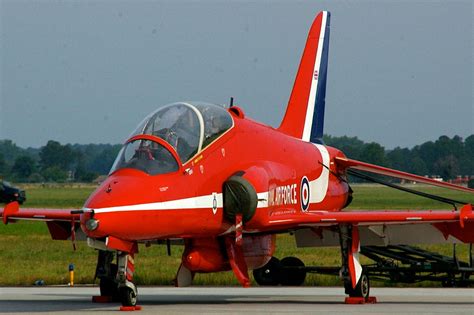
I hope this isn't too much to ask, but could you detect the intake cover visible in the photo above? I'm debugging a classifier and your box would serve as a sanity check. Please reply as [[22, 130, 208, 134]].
[[223, 175, 257, 223]]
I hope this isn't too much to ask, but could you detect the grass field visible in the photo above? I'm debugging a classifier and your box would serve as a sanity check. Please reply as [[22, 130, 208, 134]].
[[0, 184, 473, 287]]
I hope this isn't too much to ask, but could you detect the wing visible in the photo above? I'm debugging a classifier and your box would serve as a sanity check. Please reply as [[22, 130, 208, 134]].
[[265, 204, 474, 246], [1, 202, 82, 240]]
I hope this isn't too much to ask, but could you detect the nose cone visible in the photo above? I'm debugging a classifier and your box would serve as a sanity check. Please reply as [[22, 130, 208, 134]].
[[81, 169, 166, 238]]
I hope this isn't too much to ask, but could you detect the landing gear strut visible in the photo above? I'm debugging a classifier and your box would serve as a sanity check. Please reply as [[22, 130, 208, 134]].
[[117, 251, 138, 307], [96, 250, 119, 301], [339, 225, 375, 303], [94, 249, 139, 308]]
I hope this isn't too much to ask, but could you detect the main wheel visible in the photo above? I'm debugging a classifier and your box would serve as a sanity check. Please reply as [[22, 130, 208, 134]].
[[119, 286, 137, 307], [347, 272, 370, 298], [253, 257, 281, 286], [279, 256, 306, 286]]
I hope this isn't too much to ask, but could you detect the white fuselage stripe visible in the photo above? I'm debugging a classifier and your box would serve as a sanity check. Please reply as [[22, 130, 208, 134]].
[[87, 192, 269, 214], [308, 143, 330, 203], [302, 11, 327, 142]]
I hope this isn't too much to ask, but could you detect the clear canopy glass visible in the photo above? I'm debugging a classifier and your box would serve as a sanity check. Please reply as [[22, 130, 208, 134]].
[[110, 102, 233, 175], [130, 102, 233, 162], [110, 139, 179, 176]]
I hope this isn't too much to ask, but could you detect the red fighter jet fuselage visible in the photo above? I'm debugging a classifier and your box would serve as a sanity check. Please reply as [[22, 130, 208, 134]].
[[2, 10, 473, 309], [82, 105, 350, 241]]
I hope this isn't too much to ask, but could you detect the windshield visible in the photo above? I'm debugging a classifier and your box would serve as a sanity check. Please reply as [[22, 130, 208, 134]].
[[130, 102, 233, 163], [110, 139, 179, 175], [132, 103, 201, 162]]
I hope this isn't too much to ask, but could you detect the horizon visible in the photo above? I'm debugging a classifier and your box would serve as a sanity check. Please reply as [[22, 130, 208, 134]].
[[1, 132, 472, 151]]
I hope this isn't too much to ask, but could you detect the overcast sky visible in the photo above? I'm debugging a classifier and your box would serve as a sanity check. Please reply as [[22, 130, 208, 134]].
[[1, 0, 472, 149]]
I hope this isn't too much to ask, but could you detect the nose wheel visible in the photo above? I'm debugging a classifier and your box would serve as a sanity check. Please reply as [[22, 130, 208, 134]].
[[119, 284, 137, 307]]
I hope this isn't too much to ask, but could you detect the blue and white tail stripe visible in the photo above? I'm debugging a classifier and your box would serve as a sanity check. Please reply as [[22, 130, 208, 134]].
[[302, 11, 330, 143]]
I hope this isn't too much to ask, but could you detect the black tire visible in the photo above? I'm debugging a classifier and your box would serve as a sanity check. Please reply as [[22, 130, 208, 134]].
[[253, 257, 281, 286], [279, 256, 306, 286], [347, 272, 370, 298], [119, 286, 137, 307]]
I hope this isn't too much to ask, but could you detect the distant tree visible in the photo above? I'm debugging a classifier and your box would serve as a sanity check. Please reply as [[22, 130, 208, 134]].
[[359, 142, 387, 166], [460, 135, 474, 175], [323, 135, 365, 160], [42, 166, 68, 182], [433, 155, 460, 180], [386, 147, 411, 170], [39, 140, 75, 171], [408, 156, 429, 176], [414, 141, 437, 174], [435, 135, 463, 158], [89, 145, 122, 174], [75, 156, 98, 182], [465, 135, 474, 156], [28, 173, 44, 183], [11, 155, 37, 181], [0, 139, 24, 162], [0, 153, 6, 177]]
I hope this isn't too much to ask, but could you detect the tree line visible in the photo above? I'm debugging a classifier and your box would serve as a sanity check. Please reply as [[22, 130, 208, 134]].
[[323, 134, 473, 181], [0, 134, 472, 183], [0, 140, 121, 182]]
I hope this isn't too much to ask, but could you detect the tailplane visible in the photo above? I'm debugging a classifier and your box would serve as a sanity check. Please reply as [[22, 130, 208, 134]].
[[278, 11, 330, 143]]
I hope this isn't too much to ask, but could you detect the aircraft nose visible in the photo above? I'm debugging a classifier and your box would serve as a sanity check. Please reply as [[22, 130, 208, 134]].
[[80, 169, 166, 238]]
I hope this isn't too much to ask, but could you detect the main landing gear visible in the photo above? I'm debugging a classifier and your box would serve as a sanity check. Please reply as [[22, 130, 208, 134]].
[[254, 225, 376, 304], [94, 250, 141, 310], [96, 250, 120, 302], [253, 256, 307, 286], [339, 225, 376, 304]]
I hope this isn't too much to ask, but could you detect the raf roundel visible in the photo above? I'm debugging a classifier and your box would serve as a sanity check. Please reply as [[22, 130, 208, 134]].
[[300, 176, 310, 211]]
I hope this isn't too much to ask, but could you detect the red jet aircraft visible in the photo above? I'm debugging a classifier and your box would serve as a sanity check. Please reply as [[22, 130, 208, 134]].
[[1, 11, 473, 308]]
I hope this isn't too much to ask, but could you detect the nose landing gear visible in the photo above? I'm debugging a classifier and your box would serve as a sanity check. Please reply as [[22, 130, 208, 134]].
[[93, 248, 142, 310], [117, 252, 139, 308]]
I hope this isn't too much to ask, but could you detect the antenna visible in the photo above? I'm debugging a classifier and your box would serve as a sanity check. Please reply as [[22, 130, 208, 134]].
[[229, 97, 234, 107]]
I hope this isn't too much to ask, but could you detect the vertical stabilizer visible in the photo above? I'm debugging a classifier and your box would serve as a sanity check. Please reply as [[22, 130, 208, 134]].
[[278, 11, 331, 143]]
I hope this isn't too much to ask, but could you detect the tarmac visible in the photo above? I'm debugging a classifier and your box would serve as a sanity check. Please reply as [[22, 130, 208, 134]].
[[0, 286, 473, 314]]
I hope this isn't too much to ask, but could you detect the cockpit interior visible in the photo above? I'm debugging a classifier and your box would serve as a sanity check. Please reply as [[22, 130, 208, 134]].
[[110, 102, 233, 175]]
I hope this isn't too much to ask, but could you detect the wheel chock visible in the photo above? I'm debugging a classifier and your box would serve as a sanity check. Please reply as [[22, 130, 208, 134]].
[[92, 296, 114, 303], [119, 305, 142, 311], [344, 296, 377, 304]]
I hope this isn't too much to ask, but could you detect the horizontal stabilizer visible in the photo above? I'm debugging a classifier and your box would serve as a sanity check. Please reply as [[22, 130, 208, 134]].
[[335, 157, 474, 194]]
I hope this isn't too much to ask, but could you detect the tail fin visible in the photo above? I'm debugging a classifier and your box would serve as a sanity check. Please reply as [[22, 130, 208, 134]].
[[278, 11, 331, 143]]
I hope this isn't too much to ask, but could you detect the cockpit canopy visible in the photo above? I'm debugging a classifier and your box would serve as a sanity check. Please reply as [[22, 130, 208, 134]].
[[110, 102, 233, 175]]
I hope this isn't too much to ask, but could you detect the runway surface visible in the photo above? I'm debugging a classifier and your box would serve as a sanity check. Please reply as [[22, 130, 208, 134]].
[[0, 286, 473, 314]]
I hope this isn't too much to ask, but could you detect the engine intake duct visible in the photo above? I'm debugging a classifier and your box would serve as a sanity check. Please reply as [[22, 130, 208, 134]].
[[223, 175, 257, 223]]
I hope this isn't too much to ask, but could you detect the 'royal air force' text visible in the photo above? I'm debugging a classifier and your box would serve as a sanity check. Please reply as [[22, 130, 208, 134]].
[[268, 184, 298, 207]]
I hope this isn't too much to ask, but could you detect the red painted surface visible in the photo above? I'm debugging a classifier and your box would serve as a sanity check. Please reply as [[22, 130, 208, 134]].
[[279, 12, 324, 138], [345, 297, 377, 304]]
